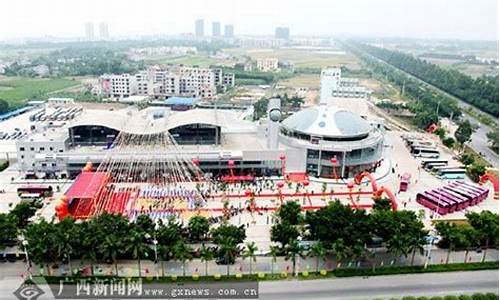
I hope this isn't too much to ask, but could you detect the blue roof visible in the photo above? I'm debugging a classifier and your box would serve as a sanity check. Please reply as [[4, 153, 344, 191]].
[[164, 97, 199, 106], [0, 106, 34, 121]]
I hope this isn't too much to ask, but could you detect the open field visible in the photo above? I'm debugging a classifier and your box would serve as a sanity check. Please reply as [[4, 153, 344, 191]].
[[0, 77, 79, 106], [224, 48, 361, 69], [278, 74, 320, 88], [143, 54, 234, 67]]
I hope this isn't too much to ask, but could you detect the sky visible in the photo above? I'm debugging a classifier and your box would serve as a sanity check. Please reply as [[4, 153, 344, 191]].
[[0, 0, 498, 41]]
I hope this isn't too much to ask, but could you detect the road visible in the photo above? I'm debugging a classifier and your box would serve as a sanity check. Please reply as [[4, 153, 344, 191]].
[[259, 270, 499, 300], [347, 42, 499, 167], [0, 269, 497, 299]]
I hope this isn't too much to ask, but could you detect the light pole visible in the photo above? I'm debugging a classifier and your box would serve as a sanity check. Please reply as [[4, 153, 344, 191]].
[[20, 236, 32, 280], [423, 230, 436, 269], [153, 223, 159, 277]]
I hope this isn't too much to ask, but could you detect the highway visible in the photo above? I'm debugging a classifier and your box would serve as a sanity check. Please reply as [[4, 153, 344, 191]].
[[259, 270, 499, 300], [346, 42, 499, 168]]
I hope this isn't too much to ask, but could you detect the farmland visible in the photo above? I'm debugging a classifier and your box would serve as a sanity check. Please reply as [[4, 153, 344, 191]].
[[0, 77, 79, 107]]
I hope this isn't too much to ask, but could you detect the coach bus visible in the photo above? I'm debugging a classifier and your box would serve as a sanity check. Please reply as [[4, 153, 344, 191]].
[[436, 167, 466, 180], [416, 192, 449, 215], [17, 185, 53, 198], [421, 159, 448, 168], [411, 147, 440, 158]]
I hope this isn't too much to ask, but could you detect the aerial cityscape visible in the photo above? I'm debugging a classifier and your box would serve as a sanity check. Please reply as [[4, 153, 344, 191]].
[[0, 1, 498, 299]]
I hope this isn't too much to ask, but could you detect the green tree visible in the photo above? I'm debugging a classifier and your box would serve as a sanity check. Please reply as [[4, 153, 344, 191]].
[[459, 153, 475, 166], [270, 222, 300, 248], [466, 211, 499, 262], [54, 217, 79, 276], [218, 237, 240, 276], [0, 99, 9, 114], [442, 137, 455, 148], [200, 244, 214, 276], [269, 245, 280, 275], [242, 241, 258, 275], [486, 130, 499, 150], [25, 219, 58, 275], [211, 224, 246, 245], [284, 239, 305, 276], [188, 215, 210, 242], [309, 242, 327, 273], [454, 120, 476, 149], [10, 201, 42, 228], [172, 240, 193, 277], [0, 213, 18, 250], [276, 201, 303, 225], [467, 163, 486, 182], [125, 228, 150, 277]]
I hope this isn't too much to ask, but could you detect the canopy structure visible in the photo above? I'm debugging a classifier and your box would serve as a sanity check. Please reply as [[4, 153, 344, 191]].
[[64, 126, 208, 220]]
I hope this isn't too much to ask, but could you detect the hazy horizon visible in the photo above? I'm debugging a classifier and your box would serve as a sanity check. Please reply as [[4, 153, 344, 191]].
[[1, 0, 498, 41]]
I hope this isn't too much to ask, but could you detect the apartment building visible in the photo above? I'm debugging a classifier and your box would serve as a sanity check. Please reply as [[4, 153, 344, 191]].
[[257, 58, 279, 72]]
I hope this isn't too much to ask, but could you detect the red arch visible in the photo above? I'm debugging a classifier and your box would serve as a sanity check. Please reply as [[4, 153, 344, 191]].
[[480, 172, 499, 200], [354, 171, 378, 191], [354, 171, 398, 211]]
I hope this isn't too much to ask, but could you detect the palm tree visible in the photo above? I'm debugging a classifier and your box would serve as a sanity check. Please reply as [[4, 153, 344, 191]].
[[309, 242, 326, 273], [172, 240, 193, 277], [200, 244, 214, 276], [54, 218, 77, 276], [125, 230, 149, 277], [218, 237, 239, 276], [284, 239, 305, 276], [157, 244, 171, 277], [242, 242, 258, 275], [269, 245, 280, 275]]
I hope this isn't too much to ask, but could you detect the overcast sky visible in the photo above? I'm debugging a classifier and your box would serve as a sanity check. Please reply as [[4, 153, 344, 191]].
[[1, 0, 498, 41]]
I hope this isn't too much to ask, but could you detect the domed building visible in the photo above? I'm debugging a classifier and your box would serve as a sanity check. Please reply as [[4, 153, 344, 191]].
[[279, 104, 384, 178]]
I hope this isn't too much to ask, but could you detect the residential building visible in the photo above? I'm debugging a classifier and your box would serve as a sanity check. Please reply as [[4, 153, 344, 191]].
[[195, 19, 204, 37], [99, 22, 109, 40], [224, 24, 234, 38], [212, 22, 221, 37], [84, 22, 94, 41], [257, 58, 279, 72], [275, 27, 290, 40], [320, 67, 341, 103], [109, 74, 137, 98]]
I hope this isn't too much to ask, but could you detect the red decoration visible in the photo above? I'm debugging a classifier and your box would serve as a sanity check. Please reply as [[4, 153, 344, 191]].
[[347, 182, 354, 189], [330, 156, 337, 164], [277, 181, 284, 189], [245, 189, 252, 197], [303, 180, 309, 187], [228, 160, 235, 167], [192, 158, 199, 166], [279, 154, 286, 161]]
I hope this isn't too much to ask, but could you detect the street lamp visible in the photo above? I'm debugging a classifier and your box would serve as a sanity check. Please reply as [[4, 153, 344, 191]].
[[19, 236, 32, 280]]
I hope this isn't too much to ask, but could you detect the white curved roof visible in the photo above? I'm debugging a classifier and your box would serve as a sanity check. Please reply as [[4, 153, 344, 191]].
[[70, 108, 254, 135], [281, 104, 372, 138]]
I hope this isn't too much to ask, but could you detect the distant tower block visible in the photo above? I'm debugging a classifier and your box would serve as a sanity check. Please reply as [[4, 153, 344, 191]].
[[224, 24, 234, 38], [195, 19, 204, 37], [212, 22, 221, 37], [320, 67, 341, 104]]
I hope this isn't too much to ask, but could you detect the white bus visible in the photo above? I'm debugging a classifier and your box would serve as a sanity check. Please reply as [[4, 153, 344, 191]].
[[411, 147, 440, 158]]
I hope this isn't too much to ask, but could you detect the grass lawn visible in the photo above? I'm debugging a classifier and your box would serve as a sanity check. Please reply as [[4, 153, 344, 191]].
[[278, 74, 320, 88], [225, 48, 361, 69], [144, 55, 227, 67], [0, 77, 79, 107]]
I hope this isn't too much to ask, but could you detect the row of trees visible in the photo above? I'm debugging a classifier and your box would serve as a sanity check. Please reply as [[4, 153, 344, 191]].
[[271, 200, 428, 273], [342, 41, 462, 130], [22, 213, 248, 277], [253, 93, 305, 120], [356, 42, 499, 117], [0, 200, 43, 249], [435, 211, 499, 263]]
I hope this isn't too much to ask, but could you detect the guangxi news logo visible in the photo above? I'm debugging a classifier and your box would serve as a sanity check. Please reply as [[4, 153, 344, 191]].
[[14, 282, 45, 300]]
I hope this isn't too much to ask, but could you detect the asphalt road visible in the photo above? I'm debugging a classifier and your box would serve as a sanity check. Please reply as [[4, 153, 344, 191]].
[[259, 270, 499, 300], [1, 269, 497, 299], [348, 42, 499, 168]]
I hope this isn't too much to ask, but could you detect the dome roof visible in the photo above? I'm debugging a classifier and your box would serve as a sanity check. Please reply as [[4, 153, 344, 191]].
[[281, 105, 372, 138]]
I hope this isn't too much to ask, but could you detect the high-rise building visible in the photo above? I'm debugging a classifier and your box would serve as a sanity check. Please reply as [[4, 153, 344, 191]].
[[275, 27, 290, 40], [195, 19, 204, 37], [224, 24, 234, 38], [99, 22, 109, 40], [320, 67, 341, 104], [212, 22, 221, 37], [84, 22, 95, 41]]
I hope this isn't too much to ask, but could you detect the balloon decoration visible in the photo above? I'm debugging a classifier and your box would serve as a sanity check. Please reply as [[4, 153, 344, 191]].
[[279, 154, 286, 161], [55, 196, 69, 220], [191, 158, 200, 166], [303, 180, 310, 187], [82, 161, 93, 172], [277, 181, 284, 189]]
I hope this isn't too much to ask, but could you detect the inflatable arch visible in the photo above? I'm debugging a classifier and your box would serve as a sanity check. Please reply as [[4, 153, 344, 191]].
[[480, 172, 499, 200], [354, 171, 398, 211]]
